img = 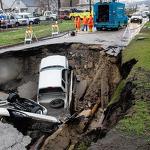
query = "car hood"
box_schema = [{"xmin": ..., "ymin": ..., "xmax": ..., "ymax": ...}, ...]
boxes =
[{"xmin": 131, "ymin": 16, "xmax": 142, "ymax": 19}]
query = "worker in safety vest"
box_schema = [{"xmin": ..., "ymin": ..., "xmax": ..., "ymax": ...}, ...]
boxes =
[
  {"xmin": 88, "ymin": 15, "xmax": 94, "ymax": 32},
  {"xmin": 76, "ymin": 16, "xmax": 81, "ymax": 32},
  {"xmin": 82, "ymin": 16, "xmax": 88, "ymax": 31}
]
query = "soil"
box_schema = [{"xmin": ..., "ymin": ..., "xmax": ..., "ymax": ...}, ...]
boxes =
[
  {"xmin": 89, "ymin": 129, "xmax": 150, "ymax": 150},
  {"xmin": 0, "ymin": 43, "xmax": 122, "ymax": 149}
]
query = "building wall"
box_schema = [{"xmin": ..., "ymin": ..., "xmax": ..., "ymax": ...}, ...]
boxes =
[{"xmin": 60, "ymin": 0, "xmax": 79, "ymax": 7}]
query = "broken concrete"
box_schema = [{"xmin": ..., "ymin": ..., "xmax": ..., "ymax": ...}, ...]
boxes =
[{"xmin": 0, "ymin": 122, "xmax": 31, "ymax": 150}]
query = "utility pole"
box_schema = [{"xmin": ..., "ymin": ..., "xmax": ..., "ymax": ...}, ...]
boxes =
[
  {"xmin": 70, "ymin": 0, "xmax": 73, "ymax": 7},
  {"xmin": 58, "ymin": 0, "xmax": 61, "ymax": 16},
  {"xmin": 0, "ymin": 0, "xmax": 3, "ymax": 10},
  {"xmin": 47, "ymin": 0, "xmax": 50, "ymax": 10},
  {"xmin": 89, "ymin": 0, "xmax": 92, "ymax": 13}
]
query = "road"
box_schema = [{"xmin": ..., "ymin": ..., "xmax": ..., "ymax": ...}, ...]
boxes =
[
  {"xmin": 0, "ymin": 19, "xmax": 148, "ymax": 149},
  {"xmin": 0, "ymin": 20, "xmax": 147, "ymax": 55}
]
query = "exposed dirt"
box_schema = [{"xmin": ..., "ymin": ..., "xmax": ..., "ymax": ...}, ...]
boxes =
[
  {"xmin": 0, "ymin": 42, "xmax": 140, "ymax": 150},
  {"xmin": 89, "ymin": 129, "xmax": 150, "ymax": 150},
  {"xmin": 0, "ymin": 43, "xmax": 123, "ymax": 149}
]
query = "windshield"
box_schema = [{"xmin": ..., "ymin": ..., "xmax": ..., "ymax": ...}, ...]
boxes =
[
  {"xmin": 15, "ymin": 15, "xmax": 22, "ymax": 19},
  {"xmin": 27, "ymin": 14, "xmax": 33, "ymax": 18},
  {"xmin": 133, "ymin": 14, "xmax": 141, "ymax": 16}
]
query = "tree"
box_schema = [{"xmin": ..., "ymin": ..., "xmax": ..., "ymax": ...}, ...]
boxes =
[
  {"xmin": 70, "ymin": 0, "xmax": 72, "ymax": 7},
  {"xmin": 0, "ymin": 0, "xmax": 3, "ymax": 10}
]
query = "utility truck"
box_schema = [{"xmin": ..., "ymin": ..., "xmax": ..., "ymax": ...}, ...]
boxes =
[{"xmin": 94, "ymin": 0, "xmax": 128, "ymax": 30}]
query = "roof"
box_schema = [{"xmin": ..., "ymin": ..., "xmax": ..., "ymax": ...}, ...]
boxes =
[
  {"xmin": 40, "ymin": 55, "xmax": 68, "ymax": 70},
  {"xmin": 39, "ymin": 69, "xmax": 62, "ymax": 89},
  {"xmin": 22, "ymin": 0, "xmax": 40, "ymax": 7}
]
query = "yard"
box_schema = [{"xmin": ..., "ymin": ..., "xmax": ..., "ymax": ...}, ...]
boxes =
[
  {"xmin": 116, "ymin": 22, "xmax": 150, "ymax": 138},
  {"xmin": 0, "ymin": 20, "xmax": 75, "ymax": 46}
]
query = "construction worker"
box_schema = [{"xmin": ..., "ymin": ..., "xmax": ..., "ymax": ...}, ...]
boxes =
[
  {"xmin": 88, "ymin": 15, "xmax": 94, "ymax": 32},
  {"xmin": 82, "ymin": 16, "xmax": 88, "ymax": 31},
  {"xmin": 76, "ymin": 16, "xmax": 81, "ymax": 32}
]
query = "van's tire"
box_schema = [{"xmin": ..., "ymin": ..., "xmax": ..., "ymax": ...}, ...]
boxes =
[
  {"xmin": 96, "ymin": 27, "xmax": 101, "ymax": 31},
  {"xmin": 49, "ymin": 99, "xmax": 64, "ymax": 108},
  {"xmin": 29, "ymin": 21, "xmax": 33, "ymax": 25},
  {"xmin": 64, "ymin": 16, "xmax": 69, "ymax": 20},
  {"xmin": 50, "ymin": 17, "xmax": 54, "ymax": 21},
  {"xmin": 140, "ymin": 20, "xmax": 142, "ymax": 24},
  {"xmin": 70, "ymin": 16, "xmax": 75, "ymax": 20},
  {"xmin": 15, "ymin": 22, "xmax": 20, "ymax": 27}
]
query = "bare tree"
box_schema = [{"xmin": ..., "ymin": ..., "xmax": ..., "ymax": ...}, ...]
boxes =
[
  {"xmin": 70, "ymin": 0, "xmax": 72, "ymax": 7},
  {"xmin": 0, "ymin": 0, "xmax": 3, "ymax": 10}
]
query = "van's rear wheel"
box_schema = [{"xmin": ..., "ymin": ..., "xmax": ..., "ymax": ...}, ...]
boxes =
[
  {"xmin": 15, "ymin": 22, "xmax": 19, "ymax": 27},
  {"xmin": 49, "ymin": 99, "xmax": 64, "ymax": 108}
]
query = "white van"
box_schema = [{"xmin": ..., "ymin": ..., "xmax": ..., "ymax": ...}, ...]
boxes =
[
  {"xmin": 37, "ymin": 55, "xmax": 71, "ymax": 113},
  {"xmin": 17, "ymin": 12, "xmax": 40, "ymax": 25}
]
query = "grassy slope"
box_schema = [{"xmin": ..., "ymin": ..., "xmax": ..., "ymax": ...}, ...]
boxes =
[
  {"xmin": 0, "ymin": 20, "xmax": 74, "ymax": 46},
  {"xmin": 116, "ymin": 22, "xmax": 150, "ymax": 137}
]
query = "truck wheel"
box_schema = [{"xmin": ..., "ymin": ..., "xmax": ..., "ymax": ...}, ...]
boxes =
[
  {"xmin": 71, "ymin": 16, "xmax": 75, "ymax": 20},
  {"xmin": 96, "ymin": 27, "xmax": 101, "ymax": 31},
  {"xmin": 29, "ymin": 21, "xmax": 33, "ymax": 25},
  {"xmin": 15, "ymin": 22, "xmax": 19, "ymax": 27},
  {"xmin": 64, "ymin": 16, "xmax": 68, "ymax": 20},
  {"xmin": 49, "ymin": 99, "xmax": 64, "ymax": 108},
  {"xmin": 50, "ymin": 17, "xmax": 54, "ymax": 21}
]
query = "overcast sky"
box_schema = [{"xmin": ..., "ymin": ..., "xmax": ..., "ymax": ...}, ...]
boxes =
[{"xmin": 121, "ymin": 0, "xmax": 143, "ymax": 1}]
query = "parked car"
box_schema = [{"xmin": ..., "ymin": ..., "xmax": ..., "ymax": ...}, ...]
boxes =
[
  {"xmin": 40, "ymin": 11, "xmax": 57, "ymax": 21},
  {"xmin": 18, "ymin": 12, "xmax": 40, "ymax": 25},
  {"xmin": 13, "ymin": 14, "xmax": 28, "ymax": 26},
  {"xmin": 37, "ymin": 55, "xmax": 70, "ymax": 110},
  {"xmin": 59, "ymin": 10, "xmax": 70, "ymax": 20},
  {"xmin": 130, "ymin": 13, "xmax": 143, "ymax": 24},
  {"xmin": 0, "ymin": 14, "xmax": 16, "ymax": 28}
]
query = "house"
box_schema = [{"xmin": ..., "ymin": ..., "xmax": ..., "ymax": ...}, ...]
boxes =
[
  {"xmin": 0, "ymin": 0, "xmax": 41, "ymax": 13},
  {"xmin": 60, "ymin": 0, "xmax": 78, "ymax": 8},
  {"xmin": 0, "ymin": 0, "xmax": 81, "ymax": 14},
  {"xmin": 1, "ymin": 0, "xmax": 27, "ymax": 12}
]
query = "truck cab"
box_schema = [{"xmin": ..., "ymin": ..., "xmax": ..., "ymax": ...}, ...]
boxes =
[
  {"xmin": 40, "ymin": 11, "xmax": 57, "ymax": 21},
  {"xmin": 94, "ymin": 1, "xmax": 128, "ymax": 30}
]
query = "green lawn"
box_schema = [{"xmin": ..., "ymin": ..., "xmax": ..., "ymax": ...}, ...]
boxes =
[
  {"xmin": 123, "ymin": 22, "xmax": 150, "ymax": 71},
  {"xmin": 116, "ymin": 22, "xmax": 150, "ymax": 137},
  {"xmin": 0, "ymin": 20, "xmax": 75, "ymax": 46}
]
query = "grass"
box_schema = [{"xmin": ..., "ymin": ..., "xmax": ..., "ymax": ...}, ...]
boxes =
[
  {"xmin": 0, "ymin": 20, "xmax": 75, "ymax": 46},
  {"xmin": 123, "ymin": 22, "xmax": 150, "ymax": 71},
  {"xmin": 117, "ymin": 100, "xmax": 150, "ymax": 137},
  {"xmin": 76, "ymin": 142, "xmax": 89, "ymax": 150},
  {"xmin": 108, "ymin": 80, "xmax": 126, "ymax": 106},
  {"xmin": 117, "ymin": 22, "xmax": 150, "ymax": 137}
]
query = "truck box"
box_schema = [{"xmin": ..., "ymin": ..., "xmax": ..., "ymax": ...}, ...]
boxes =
[{"xmin": 94, "ymin": 1, "xmax": 128, "ymax": 30}]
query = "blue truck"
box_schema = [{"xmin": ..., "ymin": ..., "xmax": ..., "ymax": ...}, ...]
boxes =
[{"xmin": 94, "ymin": 0, "xmax": 128, "ymax": 30}]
